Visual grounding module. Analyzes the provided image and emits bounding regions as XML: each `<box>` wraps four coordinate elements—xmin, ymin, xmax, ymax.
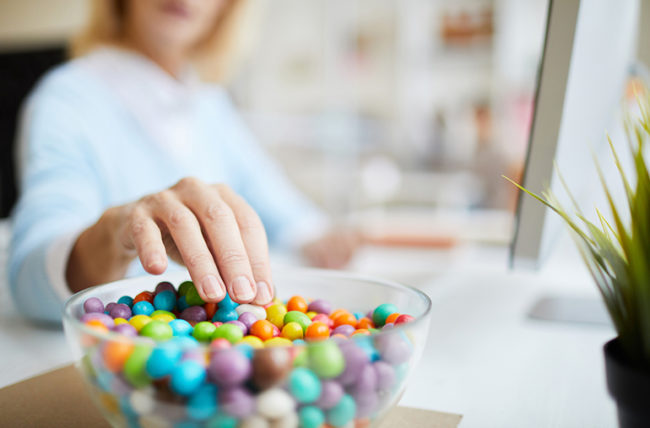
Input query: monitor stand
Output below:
<box><xmin>527</xmin><ymin>295</ymin><xmax>612</xmax><ymax>325</ymax></box>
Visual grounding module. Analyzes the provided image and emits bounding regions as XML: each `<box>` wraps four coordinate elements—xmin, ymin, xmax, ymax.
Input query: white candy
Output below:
<box><xmin>256</xmin><ymin>388</ymin><xmax>295</xmax><ymax>419</ymax></box>
<box><xmin>236</xmin><ymin>304</ymin><xmax>267</xmax><ymax>321</ymax></box>
<box><xmin>129</xmin><ymin>388</ymin><xmax>155</xmax><ymax>415</ymax></box>
<box><xmin>240</xmin><ymin>415</ymin><xmax>270</xmax><ymax>428</ymax></box>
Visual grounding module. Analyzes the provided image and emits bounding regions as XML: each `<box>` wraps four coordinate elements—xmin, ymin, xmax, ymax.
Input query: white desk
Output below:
<box><xmin>0</xmin><ymin>220</ymin><xmax>617</xmax><ymax>427</ymax></box>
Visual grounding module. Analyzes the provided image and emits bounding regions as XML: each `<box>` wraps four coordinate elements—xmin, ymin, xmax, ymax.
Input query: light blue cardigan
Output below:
<box><xmin>9</xmin><ymin>50</ymin><xmax>324</xmax><ymax>323</ymax></box>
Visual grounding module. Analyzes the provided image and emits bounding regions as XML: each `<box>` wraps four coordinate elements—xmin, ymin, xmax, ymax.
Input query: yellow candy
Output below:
<box><xmin>129</xmin><ymin>315</ymin><xmax>152</xmax><ymax>332</ymax></box>
<box><xmin>113</xmin><ymin>317</ymin><xmax>128</xmax><ymax>325</ymax></box>
<box><xmin>264</xmin><ymin>337</ymin><xmax>293</xmax><ymax>347</ymax></box>
<box><xmin>151</xmin><ymin>313</ymin><xmax>175</xmax><ymax>323</ymax></box>
<box><xmin>240</xmin><ymin>335</ymin><xmax>264</xmax><ymax>349</ymax></box>
<box><xmin>281</xmin><ymin>321</ymin><xmax>304</xmax><ymax>341</ymax></box>
<box><xmin>306</xmin><ymin>311</ymin><xmax>317</xmax><ymax>320</ymax></box>
<box><xmin>266</xmin><ymin>303</ymin><xmax>287</xmax><ymax>328</ymax></box>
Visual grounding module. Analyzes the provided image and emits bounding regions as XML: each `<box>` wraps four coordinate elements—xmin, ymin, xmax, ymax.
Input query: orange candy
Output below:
<box><xmin>133</xmin><ymin>291</ymin><xmax>154</xmax><ymax>304</ymax></box>
<box><xmin>250</xmin><ymin>319</ymin><xmax>275</xmax><ymax>341</ymax></box>
<box><xmin>85</xmin><ymin>319</ymin><xmax>109</xmax><ymax>332</ymax></box>
<box><xmin>204</xmin><ymin>302</ymin><xmax>218</xmax><ymax>320</ymax></box>
<box><xmin>385</xmin><ymin>313</ymin><xmax>400</xmax><ymax>325</ymax></box>
<box><xmin>305</xmin><ymin>321</ymin><xmax>330</xmax><ymax>341</ymax></box>
<box><xmin>356</xmin><ymin>317</ymin><xmax>374</xmax><ymax>329</ymax></box>
<box><xmin>103</xmin><ymin>340</ymin><xmax>135</xmax><ymax>372</ymax></box>
<box><xmin>287</xmin><ymin>296</ymin><xmax>308</xmax><ymax>313</ymax></box>
<box><xmin>329</xmin><ymin>308</ymin><xmax>348</xmax><ymax>320</ymax></box>
<box><xmin>333</xmin><ymin>312</ymin><xmax>357</xmax><ymax>329</ymax></box>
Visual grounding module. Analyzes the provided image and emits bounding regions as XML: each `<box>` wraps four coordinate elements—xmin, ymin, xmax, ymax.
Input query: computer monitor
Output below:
<box><xmin>509</xmin><ymin>0</ymin><xmax>640</xmax><ymax>322</ymax></box>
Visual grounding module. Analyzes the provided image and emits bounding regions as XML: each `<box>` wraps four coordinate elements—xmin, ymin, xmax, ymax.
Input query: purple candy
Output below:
<box><xmin>113</xmin><ymin>323</ymin><xmax>137</xmax><ymax>337</ymax></box>
<box><xmin>376</xmin><ymin>332</ymin><xmax>412</xmax><ymax>365</ymax></box>
<box><xmin>337</xmin><ymin>343</ymin><xmax>370</xmax><ymax>385</ymax></box>
<box><xmin>332</xmin><ymin>324</ymin><xmax>355</xmax><ymax>337</ymax></box>
<box><xmin>155</xmin><ymin>281</ymin><xmax>176</xmax><ymax>296</ymax></box>
<box><xmin>83</xmin><ymin>297</ymin><xmax>104</xmax><ymax>314</ymax></box>
<box><xmin>373</xmin><ymin>361</ymin><xmax>396</xmax><ymax>390</ymax></box>
<box><xmin>81</xmin><ymin>312</ymin><xmax>115</xmax><ymax>328</ymax></box>
<box><xmin>208</xmin><ymin>349</ymin><xmax>251</xmax><ymax>387</ymax></box>
<box><xmin>316</xmin><ymin>380</ymin><xmax>344</xmax><ymax>410</ymax></box>
<box><xmin>226</xmin><ymin>320</ymin><xmax>247</xmax><ymax>335</ymax></box>
<box><xmin>307</xmin><ymin>299</ymin><xmax>332</xmax><ymax>315</ymax></box>
<box><xmin>382</xmin><ymin>323</ymin><xmax>394</xmax><ymax>330</ymax></box>
<box><xmin>109</xmin><ymin>303</ymin><xmax>132</xmax><ymax>320</ymax></box>
<box><xmin>353</xmin><ymin>390</ymin><xmax>378</xmax><ymax>418</ymax></box>
<box><xmin>180</xmin><ymin>306</ymin><xmax>207</xmax><ymax>323</ymax></box>
<box><xmin>105</xmin><ymin>302</ymin><xmax>117</xmax><ymax>314</ymax></box>
<box><xmin>353</xmin><ymin>363</ymin><xmax>377</xmax><ymax>394</ymax></box>
<box><xmin>220</xmin><ymin>387</ymin><xmax>255</xmax><ymax>418</ymax></box>
<box><xmin>238</xmin><ymin>312</ymin><xmax>257</xmax><ymax>331</ymax></box>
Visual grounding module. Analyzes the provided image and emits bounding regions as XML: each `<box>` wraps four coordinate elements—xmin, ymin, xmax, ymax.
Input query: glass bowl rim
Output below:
<box><xmin>62</xmin><ymin>266</ymin><xmax>432</xmax><ymax>350</ymax></box>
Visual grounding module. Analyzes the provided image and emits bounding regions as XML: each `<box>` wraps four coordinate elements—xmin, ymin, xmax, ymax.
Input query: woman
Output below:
<box><xmin>9</xmin><ymin>0</ymin><xmax>355</xmax><ymax>323</ymax></box>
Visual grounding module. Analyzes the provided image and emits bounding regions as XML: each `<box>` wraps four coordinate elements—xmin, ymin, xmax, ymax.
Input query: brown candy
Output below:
<box><xmin>252</xmin><ymin>347</ymin><xmax>292</xmax><ymax>390</ymax></box>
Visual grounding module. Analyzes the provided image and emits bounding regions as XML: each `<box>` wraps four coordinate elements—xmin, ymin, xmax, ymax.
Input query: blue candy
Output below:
<box><xmin>170</xmin><ymin>360</ymin><xmax>206</xmax><ymax>396</ymax></box>
<box><xmin>170</xmin><ymin>319</ymin><xmax>193</xmax><ymax>336</ymax></box>
<box><xmin>205</xmin><ymin>413</ymin><xmax>237</xmax><ymax>428</ymax></box>
<box><xmin>186</xmin><ymin>384</ymin><xmax>218</xmax><ymax>421</ymax></box>
<box><xmin>117</xmin><ymin>295</ymin><xmax>134</xmax><ymax>308</ymax></box>
<box><xmin>327</xmin><ymin>394</ymin><xmax>356</xmax><ymax>427</ymax></box>
<box><xmin>132</xmin><ymin>301</ymin><xmax>154</xmax><ymax>316</ymax></box>
<box><xmin>353</xmin><ymin>311</ymin><xmax>364</xmax><ymax>320</ymax></box>
<box><xmin>299</xmin><ymin>406</ymin><xmax>325</xmax><ymax>428</ymax></box>
<box><xmin>212</xmin><ymin>308</ymin><xmax>238</xmax><ymax>323</ymax></box>
<box><xmin>153</xmin><ymin>289</ymin><xmax>177</xmax><ymax>312</ymax></box>
<box><xmin>146</xmin><ymin>343</ymin><xmax>182</xmax><ymax>379</ymax></box>
<box><xmin>177</xmin><ymin>295</ymin><xmax>189</xmax><ymax>312</ymax></box>
<box><xmin>217</xmin><ymin>294</ymin><xmax>238</xmax><ymax>310</ymax></box>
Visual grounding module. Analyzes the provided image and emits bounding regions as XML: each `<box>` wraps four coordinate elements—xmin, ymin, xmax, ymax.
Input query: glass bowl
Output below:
<box><xmin>62</xmin><ymin>268</ymin><xmax>432</xmax><ymax>427</ymax></box>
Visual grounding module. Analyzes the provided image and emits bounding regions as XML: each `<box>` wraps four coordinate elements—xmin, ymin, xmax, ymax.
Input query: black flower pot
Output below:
<box><xmin>604</xmin><ymin>338</ymin><xmax>650</xmax><ymax>428</ymax></box>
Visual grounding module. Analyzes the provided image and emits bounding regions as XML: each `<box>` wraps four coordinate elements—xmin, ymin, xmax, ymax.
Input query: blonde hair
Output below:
<box><xmin>70</xmin><ymin>0</ymin><xmax>259</xmax><ymax>82</ymax></box>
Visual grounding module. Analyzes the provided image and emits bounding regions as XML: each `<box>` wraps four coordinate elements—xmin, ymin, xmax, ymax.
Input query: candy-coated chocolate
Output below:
<box><xmin>299</xmin><ymin>405</ymin><xmax>326</xmax><ymax>428</ymax></box>
<box><xmin>208</xmin><ymin>348</ymin><xmax>251</xmax><ymax>387</ymax></box>
<box><xmin>133</xmin><ymin>291</ymin><xmax>154</xmax><ymax>304</ymax></box>
<box><xmin>308</xmin><ymin>341</ymin><xmax>344</xmax><ymax>379</ymax></box>
<box><xmin>288</xmin><ymin>367</ymin><xmax>321</xmax><ymax>403</ymax></box>
<box><xmin>312</xmin><ymin>313</ymin><xmax>334</xmax><ymax>328</ymax></box>
<box><xmin>316</xmin><ymin>380</ymin><xmax>344</xmax><ymax>410</ymax></box>
<box><xmin>265</xmin><ymin>304</ymin><xmax>287</xmax><ymax>328</ymax></box>
<box><xmin>281</xmin><ymin>322</ymin><xmax>304</xmax><ymax>341</ymax></box>
<box><xmin>384</xmin><ymin>313</ymin><xmax>400</xmax><ymax>325</ymax></box>
<box><xmin>333</xmin><ymin>312</ymin><xmax>357</xmax><ymax>329</ymax></box>
<box><xmin>264</xmin><ymin>337</ymin><xmax>293</xmax><ymax>347</ymax></box>
<box><xmin>238</xmin><ymin>312</ymin><xmax>258</xmax><ymax>331</ymax></box>
<box><xmin>239</xmin><ymin>335</ymin><xmax>264</xmax><ymax>349</ymax></box>
<box><xmin>235</xmin><ymin>304</ymin><xmax>266</xmax><ymax>321</ymax></box>
<box><xmin>283</xmin><ymin>311</ymin><xmax>311</xmax><ymax>331</ymax></box>
<box><xmin>307</xmin><ymin>299</ymin><xmax>332</xmax><ymax>315</ymax></box>
<box><xmin>103</xmin><ymin>340</ymin><xmax>134</xmax><ymax>372</ymax></box>
<box><xmin>204</xmin><ymin>302</ymin><xmax>218</xmax><ymax>320</ymax></box>
<box><xmin>181</xmin><ymin>306</ymin><xmax>208</xmax><ymax>323</ymax></box>
<box><xmin>220</xmin><ymin>386</ymin><xmax>255</xmax><ymax>419</ymax></box>
<box><xmin>286</xmin><ymin>295</ymin><xmax>308</xmax><ymax>313</ymax></box>
<box><xmin>213</xmin><ymin>308</ymin><xmax>239</xmax><ymax>323</ymax></box>
<box><xmin>250</xmin><ymin>319</ymin><xmax>275</xmax><ymax>341</ymax></box>
<box><xmin>146</xmin><ymin>342</ymin><xmax>182</xmax><ymax>378</ymax></box>
<box><xmin>252</xmin><ymin>347</ymin><xmax>292</xmax><ymax>390</ymax></box>
<box><xmin>128</xmin><ymin>315</ymin><xmax>152</xmax><ymax>332</ymax></box>
<box><xmin>132</xmin><ymin>301</ymin><xmax>154</xmax><ymax>316</ymax></box>
<box><xmin>305</xmin><ymin>321</ymin><xmax>330</xmax><ymax>341</ymax></box>
<box><xmin>371</xmin><ymin>303</ymin><xmax>398</xmax><ymax>327</ymax></box>
<box><xmin>178</xmin><ymin>281</ymin><xmax>194</xmax><ymax>296</ymax></box>
<box><xmin>332</xmin><ymin>324</ymin><xmax>355</xmax><ymax>337</ymax></box>
<box><xmin>193</xmin><ymin>321</ymin><xmax>217</xmax><ymax>342</ymax></box>
<box><xmin>113</xmin><ymin>323</ymin><xmax>137</xmax><ymax>337</ymax></box>
<box><xmin>154</xmin><ymin>281</ymin><xmax>176</xmax><ymax>295</ymax></box>
<box><xmin>226</xmin><ymin>320</ymin><xmax>248</xmax><ymax>335</ymax></box>
<box><xmin>394</xmin><ymin>314</ymin><xmax>414</xmax><ymax>325</ymax></box>
<box><xmin>212</xmin><ymin>323</ymin><xmax>244</xmax><ymax>344</ymax></box>
<box><xmin>169</xmin><ymin>319</ymin><xmax>193</xmax><ymax>336</ymax></box>
<box><xmin>326</xmin><ymin>394</ymin><xmax>356</xmax><ymax>427</ymax></box>
<box><xmin>153</xmin><ymin>290</ymin><xmax>176</xmax><ymax>312</ymax></box>
<box><xmin>123</xmin><ymin>345</ymin><xmax>152</xmax><ymax>388</ymax></box>
<box><xmin>256</xmin><ymin>388</ymin><xmax>295</xmax><ymax>419</ymax></box>
<box><xmin>356</xmin><ymin>318</ymin><xmax>374</xmax><ymax>330</ymax></box>
<box><xmin>140</xmin><ymin>320</ymin><xmax>173</xmax><ymax>341</ymax></box>
<box><xmin>170</xmin><ymin>360</ymin><xmax>206</xmax><ymax>396</ymax></box>
<box><xmin>83</xmin><ymin>297</ymin><xmax>104</xmax><ymax>314</ymax></box>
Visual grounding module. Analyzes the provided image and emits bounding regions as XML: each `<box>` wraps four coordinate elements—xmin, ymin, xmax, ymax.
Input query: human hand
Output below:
<box><xmin>70</xmin><ymin>177</ymin><xmax>273</xmax><ymax>305</ymax></box>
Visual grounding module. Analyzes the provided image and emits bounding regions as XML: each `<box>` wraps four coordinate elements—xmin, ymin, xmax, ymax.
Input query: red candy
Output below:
<box><xmin>133</xmin><ymin>291</ymin><xmax>154</xmax><ymax>304</ymax></box>
<box><xmin>394</xmin><ymin>314</ymin><xmax>414</xmax><ymax>325</ymax></box>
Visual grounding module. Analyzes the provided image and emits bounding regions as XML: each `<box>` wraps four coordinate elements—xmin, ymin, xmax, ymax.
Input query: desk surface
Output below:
<box><xmin>0</xmin><ymin>220</ymin><xmax>617</xmax><ymax>427</ymax></box>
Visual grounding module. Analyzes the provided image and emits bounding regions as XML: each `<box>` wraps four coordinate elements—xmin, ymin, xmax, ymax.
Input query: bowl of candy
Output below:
<box><xmin>63</xmin><ymin>268</ymin><xmax>431</xmax><ymax>428</ymax></box>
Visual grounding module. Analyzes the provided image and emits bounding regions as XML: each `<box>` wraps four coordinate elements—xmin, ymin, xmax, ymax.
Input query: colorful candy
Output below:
<box><xmin>80</xmin><ymin>279</ymin><xmax>417</xmax><ymax>426</ymax></box>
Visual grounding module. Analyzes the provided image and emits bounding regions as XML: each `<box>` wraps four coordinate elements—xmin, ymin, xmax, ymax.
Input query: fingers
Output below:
<box><xmin>127</xmin><ymin>208</ymin><xmax>168</xmax><ymax>275</ymax></box>
<box><xmin>217</xmin><ymin>184</ymin><xmax>274</xmax><ymax>305</ymax></box>
<box><xmin>176</xmin><ymin>179</ymin><xmax>257</xmax><ymax>304</ymax></box>
<box><xmin>151</xmin><ymin>190</ymin><xmax>227</xmax><ymax>302</ymax></box>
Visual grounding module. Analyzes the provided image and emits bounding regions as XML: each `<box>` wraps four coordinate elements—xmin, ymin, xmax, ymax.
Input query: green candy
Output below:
<box><xmin>293</xmin><ymin>348</ymin><xmax>308</xmax><ymax>367</ymax></box>
<box><xmin>193</xmin><ymin>321</ymin><xmax>217</xmax><ymax>342</ymax></box>
<box><xmin>211</xmin><ymin>324</ymin><xmax>244</xmax><ymax>344</ymax></box>
<box><xmin>140</xmin><ymin>320</ymin><xmax>173</xmax><ymax>341</ymax></box>
<box><xmin>124</xmin><ymin>345</ymin><xmax>152</xmax><ymax>388</ymax></box>
<box><xmin>178</xmin><ymin>280</ymin><xmax>194</xmax><ymax>297</ymax></box>
<box><xmin>284</xmin><ymin>311</ymin><xmax>312</xmax><ymax>331</ymax></box>
<box><xmin>289</xmin><ymin>367</ymin><xmax>321</xmax><ymax>403</ymax></box>
<box><xmin>372</xmin><ymin>303</ymin><xmax>398</xmax><ymax>327</ymax></box>
<box><xmin>327</xmin><ymin>394</ymin><xmax>356</xmax><ymax>427</ymax></box>
<box><xmin>185</xmin><ymin>283</ymin><xmax>205</xmax><ymax>306</ymax></box>
<box><xmin>299</xmin><ymin>406</ymin><xmax>325</xmax><ymax>428</ymax></box>
<box><xmin>308</xmin><ymin>341</ymin><xmax>344</xmax><ymax>379</ymax></box>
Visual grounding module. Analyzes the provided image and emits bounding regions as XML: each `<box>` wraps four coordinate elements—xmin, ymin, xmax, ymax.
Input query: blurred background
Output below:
<box><xmin>0</xmin><ymin>0</ymin><xmax>549</xmax><ymax>280</ymax></box>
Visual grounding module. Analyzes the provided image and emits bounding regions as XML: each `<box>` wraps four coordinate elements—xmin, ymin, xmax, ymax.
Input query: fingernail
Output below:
<box><xmin>146</xmin><ymin>254</ymin><xmax>164</xmax><ymax>270</ymax></box>
<box><xmin>231</xmin><ymin>276</ymin><xmax>255</xmax><ymax>301</ymax></box>
<box><xmin>255</xmin><ymin>281</ymin><xmax>273</xmax><ymax>304</ymax></box>
<box><xmin>202</xmin><ymin>275</ymin><xmax>224</xmax><ymax>300</ymax></box>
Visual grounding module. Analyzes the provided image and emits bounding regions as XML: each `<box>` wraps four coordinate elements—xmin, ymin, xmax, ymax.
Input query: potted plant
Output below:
<box><xmin>506</xmin><ymin>101</ymin><xmax>650</xmax><ymax>428</ymax></box>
